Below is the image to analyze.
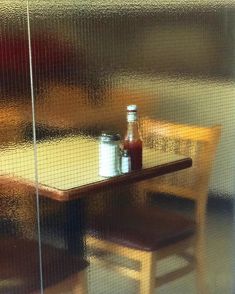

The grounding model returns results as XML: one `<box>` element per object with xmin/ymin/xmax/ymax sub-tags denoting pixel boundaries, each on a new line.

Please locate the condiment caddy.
<box><xmin>99</xmin><ymin>105</ymin><xmax>142</xmax><ymax>178</ymax></box>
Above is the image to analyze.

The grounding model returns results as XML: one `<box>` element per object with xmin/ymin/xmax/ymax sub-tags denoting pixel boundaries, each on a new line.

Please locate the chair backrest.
<box><xmin>140</xmin><ymin>118</ymin><xmax>221</xmax><ymax>228</ymax></box>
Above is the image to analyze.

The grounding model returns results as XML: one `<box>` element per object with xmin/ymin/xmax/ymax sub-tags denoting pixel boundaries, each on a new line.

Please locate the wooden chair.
<box><xmin>0</xmin><ymin>237</ymin><xmax>88</xmax><ymax>294</ymax></box>
<box><xmin>86</xmin><ymin>118</ymin><xmax>221</xmax><ymax>294</ymax></box>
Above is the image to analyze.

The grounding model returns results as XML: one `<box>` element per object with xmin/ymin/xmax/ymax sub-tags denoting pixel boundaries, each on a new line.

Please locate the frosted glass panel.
<box><xmin>3</xmin><ymin>0</ymin><xmax>231</xmax><ymax>294</ymax></box>
<box><xmin>0</xmin><ymin>0</ymin><xmax>34</xmax><ymax>243</ymax></box>
<box><xmin>0</xmin><ymin>1</ymin><xmax>42</xmax><ymax>293</ymax></box>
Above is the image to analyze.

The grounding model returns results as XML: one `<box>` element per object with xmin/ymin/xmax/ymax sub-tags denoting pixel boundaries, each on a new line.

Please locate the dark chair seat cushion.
<box><xmin>87</xmin><ymin>207</ymin><xmax>196</xmax><ymax>252</ymax></box>
<box><xmin>0</xmin><ymin>237</ymin><xmax>88</xmax><ymax>294</ymax></box>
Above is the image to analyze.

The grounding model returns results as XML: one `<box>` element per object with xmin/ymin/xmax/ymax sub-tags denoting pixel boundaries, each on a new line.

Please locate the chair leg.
<box><xmin>72</xmin><ymin>270</ymin><xmax>88</xmax><ymax>294</ymax></box>
<box><xmin>139</xmin><ymin>252</ymin><xmax>156</xmax><ymax>294</ymax></box>
<box><xmin>195</xmin><ymin>232</ymin><xmax>208</xmax><ymax>294</ymax></box>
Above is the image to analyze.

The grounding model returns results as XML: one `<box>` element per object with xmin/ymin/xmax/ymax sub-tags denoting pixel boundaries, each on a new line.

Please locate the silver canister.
<box><xmin>99</xmin><ymin>132</ymin><xmax>121</xmax><ymax>177</ymax></box>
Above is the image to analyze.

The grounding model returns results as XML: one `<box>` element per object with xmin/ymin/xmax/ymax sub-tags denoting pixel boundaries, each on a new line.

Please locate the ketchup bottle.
<box><xmin>123</xmin><ymin>105</ymin><xmax>143</xmax><ymax>170</ymax></box>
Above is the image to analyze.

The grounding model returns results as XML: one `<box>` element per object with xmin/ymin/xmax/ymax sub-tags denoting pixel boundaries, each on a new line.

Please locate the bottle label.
<box><xmin>99</xmin><ymin>142</ymin><xmax>120</xmax><ymax>177</ymax></box>
<box><xmin>127</xmin><ymin>112</ymin><xmax>137</xmax><ymax>122</ymax></box>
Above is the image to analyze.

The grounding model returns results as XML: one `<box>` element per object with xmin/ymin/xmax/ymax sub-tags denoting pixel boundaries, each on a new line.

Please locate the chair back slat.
<box><xmin>139</xmin><ymin>118</ymin><xmax>221</xmax><ymax>226</ymax></box>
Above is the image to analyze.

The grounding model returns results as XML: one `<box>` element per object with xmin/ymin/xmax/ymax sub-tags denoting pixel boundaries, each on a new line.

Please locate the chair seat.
<box><xmin>87</xmin><ymin>207</ymin><xmax>196</xmax><ymax>252</ymax></box>
<box><xmin>0</xmin><ymin>237</ymin><xmax>88</xmax><ymax>294</ymax></box>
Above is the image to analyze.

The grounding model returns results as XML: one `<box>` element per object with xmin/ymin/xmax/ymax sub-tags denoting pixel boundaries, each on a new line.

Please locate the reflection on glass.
<box><xmin>29</xmin><ymin>1</ymin><xmax>234</xmax><ymax>293</ymax></box>
<box><xmin>0</xmin><ymin>1</ymin><xmax>40</xmax><ymax>293</ymax></box>
<box><xmin>0</xmin><ymin>0</ymin><xmax>233</xmax><ymax>293</ymax></box>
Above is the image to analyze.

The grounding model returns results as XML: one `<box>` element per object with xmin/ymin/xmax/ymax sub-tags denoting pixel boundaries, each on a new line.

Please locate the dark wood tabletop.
<box><xmin>0</xmin><ymin>136</ymin><xmax>192</xmax><ymax>202</ymax></box>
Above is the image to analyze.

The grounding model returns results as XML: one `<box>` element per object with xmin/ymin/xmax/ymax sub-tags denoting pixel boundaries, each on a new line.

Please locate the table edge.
<box><xmin>0</xmin><ymin>157</ymin><xmax>192</xmax><ymax>202</ymax></box>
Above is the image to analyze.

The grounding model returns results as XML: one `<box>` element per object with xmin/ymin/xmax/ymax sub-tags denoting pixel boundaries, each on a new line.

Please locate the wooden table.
<box><xmin>0</xmin><ymin>136</ymin><xmax>192</xmax><ymax>254</ymax></box>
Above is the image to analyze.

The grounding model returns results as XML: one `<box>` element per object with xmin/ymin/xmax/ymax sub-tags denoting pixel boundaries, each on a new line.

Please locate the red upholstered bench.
<box><xmin>0</xmin><ymin>237</ymin><xmax>88</xmax><ymax>294</ymax></box>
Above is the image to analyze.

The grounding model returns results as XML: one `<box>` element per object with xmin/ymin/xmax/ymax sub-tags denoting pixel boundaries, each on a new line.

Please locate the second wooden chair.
<box><xmin>87</xmin><ymin>118</ymin><xmax>221</xmax><ymax>294</ymax></box>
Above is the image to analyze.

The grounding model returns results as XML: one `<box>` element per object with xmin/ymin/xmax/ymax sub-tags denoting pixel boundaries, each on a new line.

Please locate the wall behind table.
<box><xmin>28</xmin><ymin>5</ymin><xmax>235</xmax><ymax>137</ymax></box>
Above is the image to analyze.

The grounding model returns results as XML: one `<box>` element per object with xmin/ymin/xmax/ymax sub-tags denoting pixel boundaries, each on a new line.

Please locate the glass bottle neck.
<box><xmin>125</xmin><ymin>121</ymin><xmax>141</xmax><ymax>141</ymax></box>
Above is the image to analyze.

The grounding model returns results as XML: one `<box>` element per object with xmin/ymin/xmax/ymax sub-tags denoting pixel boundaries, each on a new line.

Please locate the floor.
<box><xmin>86</xmin><ymin>195</ymin><xmax>234</xmax><ymax>294</ymax></box>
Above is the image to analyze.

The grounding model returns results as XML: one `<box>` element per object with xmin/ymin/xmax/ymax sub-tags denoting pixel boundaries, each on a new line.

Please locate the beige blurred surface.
<box><xmin>35</xmin><ymin>83</ymin><xmax>157</xmax><ymax>132</ymax></box>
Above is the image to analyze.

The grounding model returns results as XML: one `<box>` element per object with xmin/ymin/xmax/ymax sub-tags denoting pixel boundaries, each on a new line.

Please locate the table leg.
<box><xmin>63</xmin><ymin>198</ymin><xmax>86</xmax><ymax>257</ymax></box>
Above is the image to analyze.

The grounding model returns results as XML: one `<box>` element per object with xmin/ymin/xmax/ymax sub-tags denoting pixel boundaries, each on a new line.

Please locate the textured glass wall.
<box><xmin>0</xmin><ymin>0</ymin><xmax>234</xmax><ymax>293</ymax></box>
<box><xmin>0</xmin><ymin>1</ymin><xmax>41</xmax><ymax>292</ymax></box>
<box><xmin>0</xmin><ymin>0</ymin><xmax>34</xmax><ymax>250</ymax></box>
